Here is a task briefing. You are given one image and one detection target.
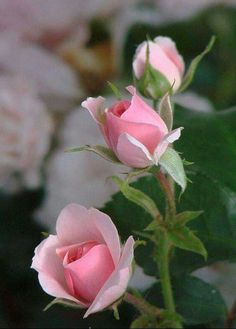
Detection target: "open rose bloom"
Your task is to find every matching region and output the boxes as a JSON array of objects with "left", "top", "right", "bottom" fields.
[
  {"left": 0, "top": 75, "right": 53, "bottom": 188},
  {"left": 82, "top": 86, "right": 182, "bottom": 168},
  {"left": 32, "top": 204, "right": 134, "bottom": 317},
  {"left": 133, "top": 37, "right": 185, "bottom": 93}
]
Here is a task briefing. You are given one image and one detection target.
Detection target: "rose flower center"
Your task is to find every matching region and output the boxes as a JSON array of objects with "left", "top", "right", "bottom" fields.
[
  {"left": 56, "top": 241, "right": 115, "bottom": 303},
  {"left": 109, "top": 100, "right": 130, "bottom": 117}
]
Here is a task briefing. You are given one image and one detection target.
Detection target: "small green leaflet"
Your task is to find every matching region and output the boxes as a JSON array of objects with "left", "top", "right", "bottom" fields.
[
  {"left": 174, "top": 210, "right": 204, "bottom": 226},
  {"left": 159, "top": 147, "right": 187, "bottom": 193},
  {"left": 168, "top": 226, "right": 207, "bottom": 260},
  {"left": 110, "top": 176, "right": 162, "bottom": 221}
]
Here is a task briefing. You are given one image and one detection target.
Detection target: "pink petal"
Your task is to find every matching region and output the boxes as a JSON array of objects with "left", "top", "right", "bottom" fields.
[
  {"left": 64, "top": 244, "right": 115, "bottom": 302},
  {"left": 84, "top": 236, "right": 135, "bottom": 317},
  {"left": 56, "top": 241, "right": 97, "bottom": 262},
  {"left": 81, "top": 96, "right": 106, "bottom": 123},
  {"left": 154, "top": 127, "right": 183, "bottom": 163},
  {"left": 133, "top": 41, "right": 182, "bottom": 92},
  {"left": 106, "top": 112, "right": 166, "bottom": 154},
  {"left": 116, "top": 133, "right": 153, "bottom": 168},
  {"left": 154, "top": 36, "right": 185, "bottom": 76},
  {"left": 89, "top": 208, "right": 121, "bottom": 266},
  {"left": 122, "top": 86, "right": 169, "bottom": 132},
  {"left": 31, "top": 235, "right": 82, "bottom": 304},
  {"left": 56, "top": 204, "right": 103, "bottom": 245}
]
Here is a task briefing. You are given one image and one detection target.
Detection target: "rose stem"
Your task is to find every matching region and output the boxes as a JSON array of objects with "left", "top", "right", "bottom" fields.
[
  {"left": 155, "top": 172, "right": 182, "bottom": 328},
  {"left": 156, "top": 171, "right": 176, "bottom": 220},
  {"left": 124, "top": 292, "right": 162, "bottom": 318}
]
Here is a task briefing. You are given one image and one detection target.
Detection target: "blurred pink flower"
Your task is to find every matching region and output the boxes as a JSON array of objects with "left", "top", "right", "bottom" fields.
[
  {"left": 0, "top": 75, "right": 53, "bottom": 188},
  {"left": 0, "top": 33, "right": 81, "bottom": 110},
  {"left": 32, "top": 203, "right": 134, "bottom": 317}
]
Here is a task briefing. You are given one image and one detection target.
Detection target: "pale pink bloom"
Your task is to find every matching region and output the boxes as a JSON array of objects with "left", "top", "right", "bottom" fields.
[
  {"left": 0, "top": 33, "right": 80, "bottom": 108},
  {"left": 0, "top": 0, "right": 138, "bottom": 44},
  {"left": 133, "top": 36, "right": 185, "bottom": 92},
  {"left": 82, "top": 86, "right": 182, "bottom": 168},
  {"left": 0, "top": 0, "right": 39, "bottom": 39},
  {"left": 0, "top": 75, "right": 53, "bottom": 188},
  {"left": 32, "top": 203, "right": 134, "bottom": 317}
]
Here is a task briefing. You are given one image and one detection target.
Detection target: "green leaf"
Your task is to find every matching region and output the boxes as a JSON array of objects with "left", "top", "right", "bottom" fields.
[
  {"left": 174, "top": 210, "right": 204, "bottom": 226},
  {"left": 65, "top": 145, "right": 120, "bottom": 163},
  {"left": 158, "top": 93, "right": 173, "bottom": 131},
  {"left": 175, "top": 106, "right": 236, "bottom": 193},
  {"left": 168, "top": 226, "right": 207, "bottom": 260},
  {"left": 110, "top": 176, "right": 161, "bottom": 221},
  {"left": 145, "top": 276, "right": 227, "bottom": 326},
  {"left": 179, "top": 35, "right": 216, "bottom": 92},
  {"left": 171, "top": 171, "right": 236, "bottom": 275},
  {"left": 159, "top": 147, "right": 187, "bottom": 193}
]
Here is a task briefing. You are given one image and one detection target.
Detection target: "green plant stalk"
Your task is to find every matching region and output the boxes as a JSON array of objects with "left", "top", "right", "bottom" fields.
[
  {"left": 124, "top": 292, "right": 162, "bottom": 318},
  {"left": 155, "top": 173, "right": 182, "bottom": 328},
  {"left": 156, "top": 171, "right": 176, "bottom": 220},
  {"left": 158, "top": 233, "right": 182, "bottom": 328},
  {"left": 152, "top": 99, "right": 182, "bottom": 327},
  {"left": 158, "top": 233, "right": 175, "bottom": 312}
]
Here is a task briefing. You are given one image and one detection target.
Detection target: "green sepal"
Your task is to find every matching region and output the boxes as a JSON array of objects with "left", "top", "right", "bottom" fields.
[
  {"left": 134, "top": 239, "right": 147, "bottom": 249},
  {"left": 159, "top": 147, "right": 187, "bottom": 193},
  {"left": 112, "top": 304, "right": 120, "bottom": 320},
  {"left": 158, "top": 92, "right": 173, "bottom": 131},
  {"left": 41, "top": 231, "right": 49, "bottom": 238},
  {"left": 107, "top": 81, "right": 122, "bottom": 100},
  {"left": 65, "top": 145, "right": 120, "bottom": 163},
  {"left": 168, "top": 226, "right": 207, "bottom": 260},
  {"left": 43, "top": 298, "right": 81, "bottom": 312},
  {"left": 110, "top": 176, "right": 161, "bottom": 220},
  {"left": 179, "top": 36, "right": 216, "bottom": 92},
  {"left": 135, "top": 41, "right": 172, "bottom": 100},
  {"left": 125, "top": 167, "right": 151, "bottom": 183}
]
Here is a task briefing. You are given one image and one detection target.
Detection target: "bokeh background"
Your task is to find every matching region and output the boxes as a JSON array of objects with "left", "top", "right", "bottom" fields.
[{"left": 1, "top": 0, "right": 236, "bottom": 328}]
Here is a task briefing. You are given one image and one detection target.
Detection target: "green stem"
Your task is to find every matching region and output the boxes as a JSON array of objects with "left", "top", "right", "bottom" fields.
[
  {"left": 124, "top": 292, "right": 162, "bottom": 318},
  {"left": 158, "top": 233, "right": 182, "bottom": 329},
  {"left": 156, "top": 171, "right": 176, "bottom": 220},
  {"left": 154, "top": 171, "right": 182, "bottom": 328}
]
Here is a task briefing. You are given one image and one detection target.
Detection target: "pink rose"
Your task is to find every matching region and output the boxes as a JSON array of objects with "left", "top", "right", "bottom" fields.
[
  {"left": 82, "top": 86, "right": 182, "bottom": 168},
  {"left": 133, "top": 36, "right": 185, "bottom": 93},
  {"left": 31, "top": 204, "right": 134, "bottom": 317}
]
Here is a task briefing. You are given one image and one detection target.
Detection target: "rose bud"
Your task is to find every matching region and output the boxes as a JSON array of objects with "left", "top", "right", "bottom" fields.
[
  {"left": 82, "top": 86, "right": 182, "bottom": 168},
  {"left": 31, "top": 204, "right": 134, "bottom": 317},
  {"left": 133, "top": 36, "right": 185, "bottom": 99}
]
